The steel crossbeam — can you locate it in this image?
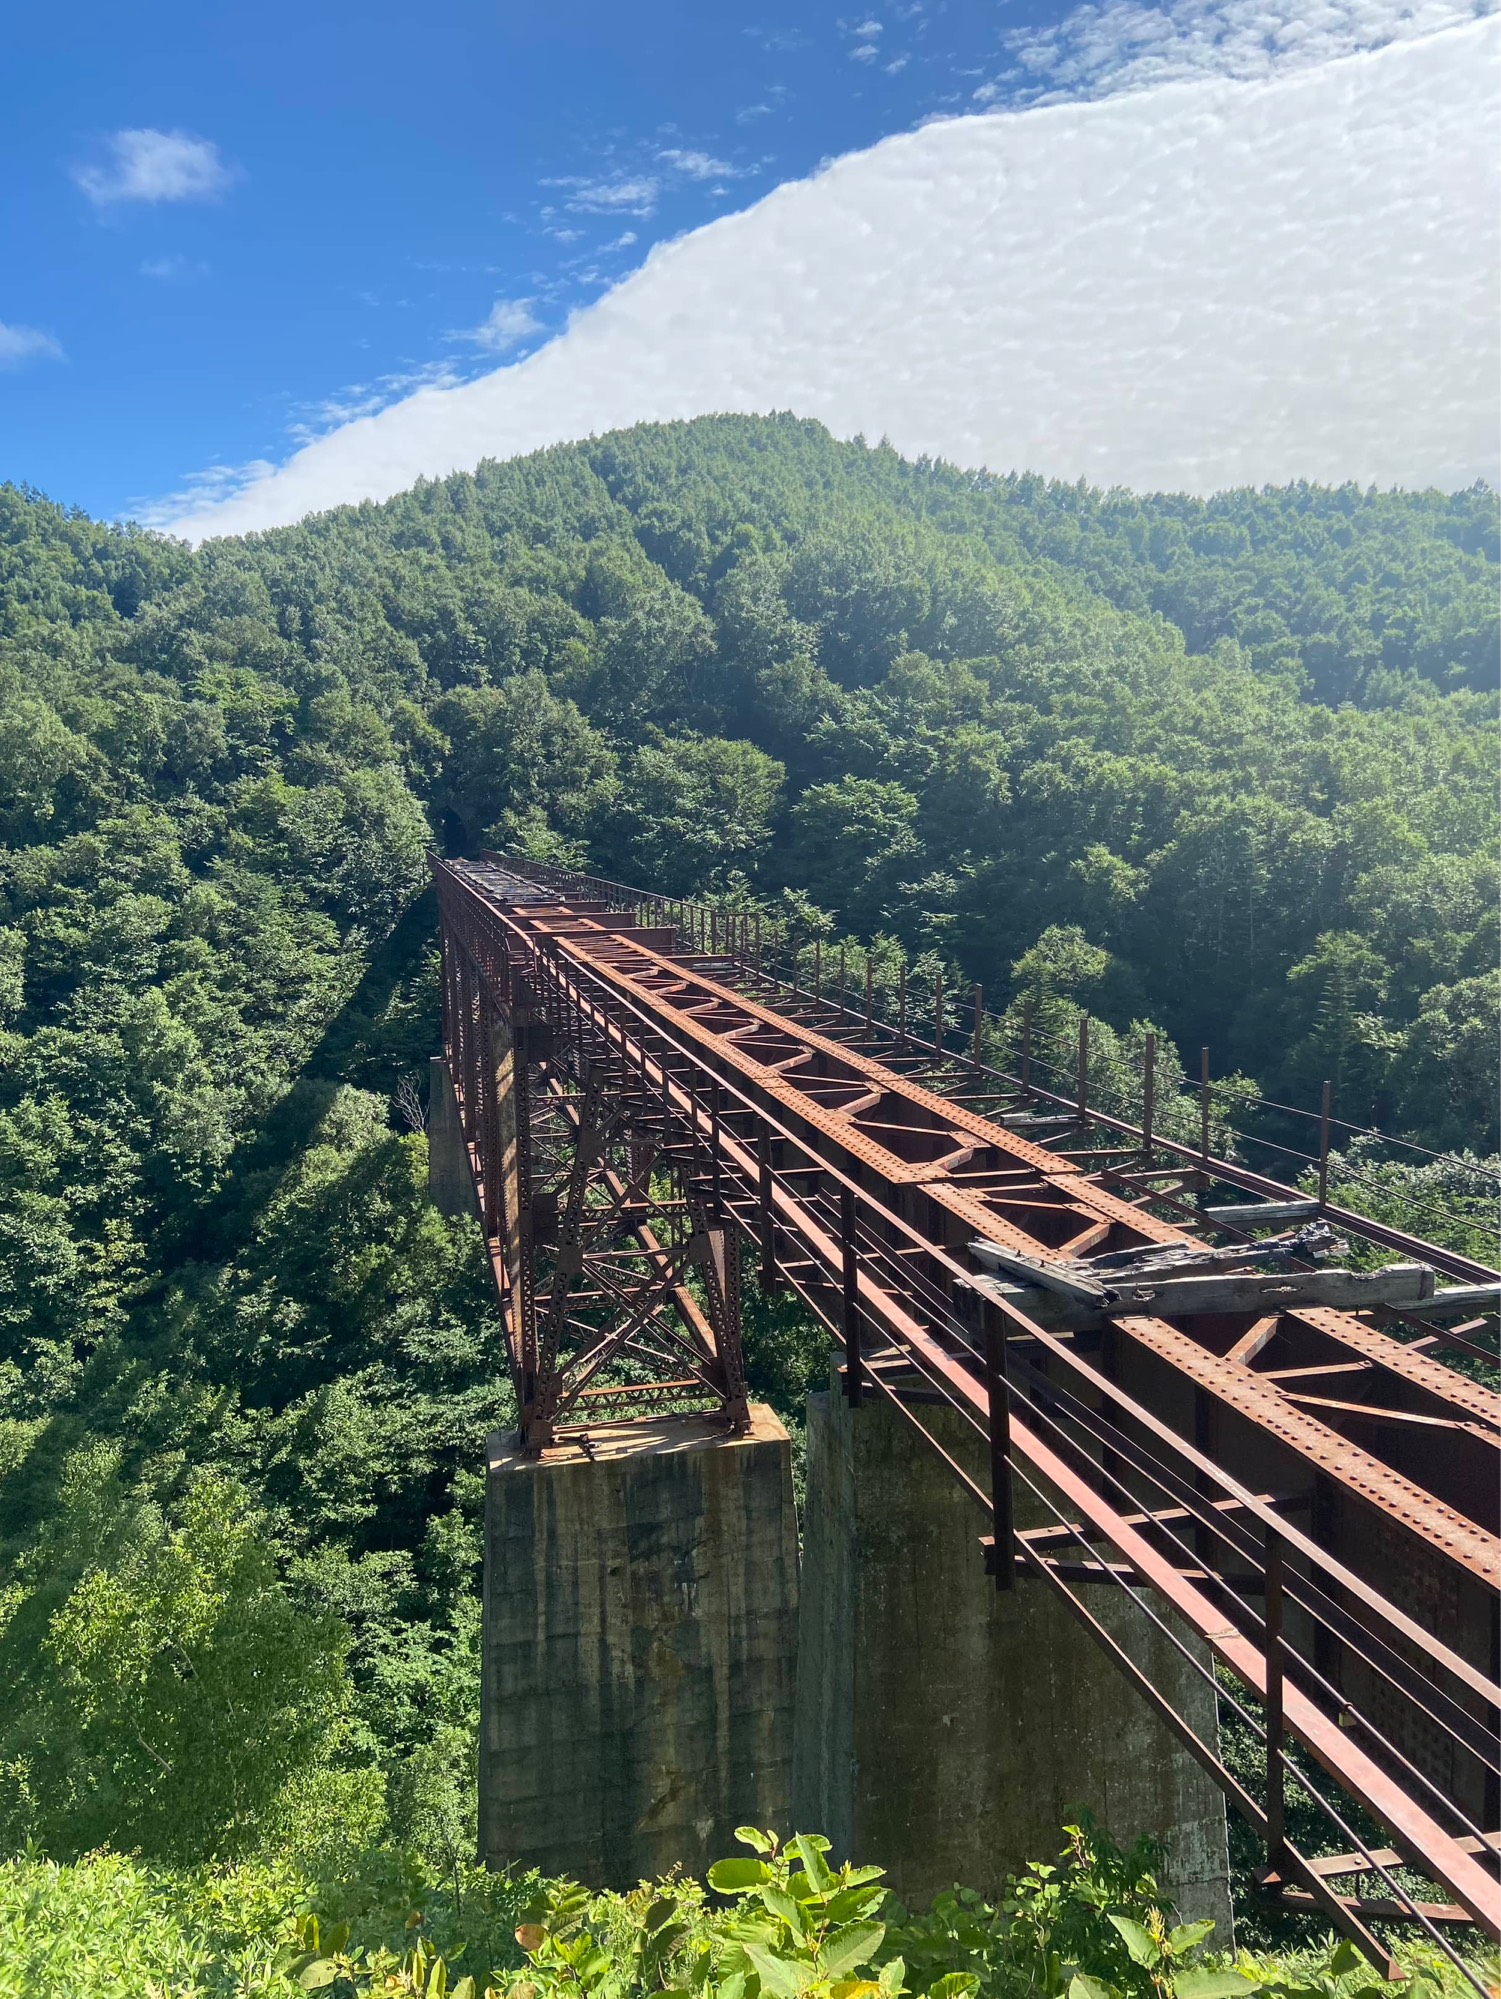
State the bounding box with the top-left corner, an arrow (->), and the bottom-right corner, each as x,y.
435,856 -> 1501,1966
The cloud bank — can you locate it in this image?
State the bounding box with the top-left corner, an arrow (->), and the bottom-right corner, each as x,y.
165,19 -> 1500,542
996,0 -> 1494,100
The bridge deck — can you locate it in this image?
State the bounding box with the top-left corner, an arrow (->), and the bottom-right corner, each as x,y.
435,853 -> 1500,1966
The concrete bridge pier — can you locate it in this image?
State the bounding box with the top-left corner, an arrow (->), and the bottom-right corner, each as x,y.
427,1054 -> 476,1220
794,1371 -> 1234,1937
480,1408 -> 800,1886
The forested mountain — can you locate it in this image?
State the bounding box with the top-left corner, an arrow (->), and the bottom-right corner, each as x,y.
0,414 -> 1496,1866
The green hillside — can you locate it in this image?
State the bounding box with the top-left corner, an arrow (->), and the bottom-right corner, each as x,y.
0,415 -> 1496,1875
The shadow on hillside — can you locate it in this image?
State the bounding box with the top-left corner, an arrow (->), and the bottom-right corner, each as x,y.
165,887 -> 442,1271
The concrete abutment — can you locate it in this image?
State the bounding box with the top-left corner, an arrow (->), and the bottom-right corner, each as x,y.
480,1408 -> 800,1886
793,1376 -> 1233,1935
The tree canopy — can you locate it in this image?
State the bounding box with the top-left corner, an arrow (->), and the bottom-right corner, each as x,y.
0,418 -> 1495,1861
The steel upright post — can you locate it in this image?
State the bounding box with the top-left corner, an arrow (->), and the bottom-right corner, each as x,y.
1200,1047 -> 1211,1169
757,1127 -> 777,1290
1264,1530 -> 1287,1874
1142,1031 -> 1156,1157
983,1309 -> 1015,1590
899,963 -> 908,1046
841,1183 -> 863,1406
934,968 -> 944,1059
1076,1014 -> 1089,1125
972,986 -> 983,1071
1318,1080 -> 1332,1210
865,953 -> 873,1034
1021,996 -> 1032,1095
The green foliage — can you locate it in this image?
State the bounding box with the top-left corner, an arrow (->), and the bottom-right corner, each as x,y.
0,1455 -> 348,1861
0,1821 -> 1490,1999
605,735 -> 785,894
0,417 -> 1494,1893
0,1842 -> 538,1997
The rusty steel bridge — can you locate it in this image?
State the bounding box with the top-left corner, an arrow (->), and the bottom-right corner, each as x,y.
434,852 -> 1500,1975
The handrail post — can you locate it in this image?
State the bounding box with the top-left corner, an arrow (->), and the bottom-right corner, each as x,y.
899,964 -> 908,1047
1142,1030 -> 1156,1157
934,967 -> 944,1059
840,945 -> 847,1015
841,1184 -> 864,1406
757,1127 -> 778,1291
814,937 -> 822,1003
1200,1046 -> 1211,1171
972,985 -> 983,1071
1265,1529 -> 1287,1876
1318,1080 -> 1332,1210
865,953 -> 873,1034
1076,1014 -> 1089,1125
1021,996 -> 1032,1095
983,1307 -> 1015,1590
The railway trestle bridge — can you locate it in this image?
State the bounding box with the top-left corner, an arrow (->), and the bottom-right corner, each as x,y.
432,853 -> 1500,1978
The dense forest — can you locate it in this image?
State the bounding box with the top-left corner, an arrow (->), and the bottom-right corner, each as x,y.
0,415 -> 1496,1882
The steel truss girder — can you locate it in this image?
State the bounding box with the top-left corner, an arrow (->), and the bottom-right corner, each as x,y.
437,870 -> 748,1453
435,857 -> 1501,1963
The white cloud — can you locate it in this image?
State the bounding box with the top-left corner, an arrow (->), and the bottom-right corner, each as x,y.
851,42 -> 881,60
286,362 -> 463,445
74,128 -> 233,206
132,458 -> 276,529
659,148 -> 746,179
998,0 -> 1494,100
163,19 -> 1501,542
546,172 -> 660,215
0,321 -> 63,368
457,298 -> 543,353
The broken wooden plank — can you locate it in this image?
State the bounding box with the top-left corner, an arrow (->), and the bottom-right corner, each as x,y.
1226,1315 -> 1282,1364
1106,1263 -> 1437,1316
1205,1199 -> 1320,1225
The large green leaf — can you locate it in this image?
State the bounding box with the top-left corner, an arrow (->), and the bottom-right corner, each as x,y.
927,1974 -> 979,1999
744,1942 -> 807,1998
1168,1920 -> 1217,1955
1068,1975 -> 1116,1999
710,1858 -> 772,1893
818,1921 -> 887,1980
762,1886 -> 808,1935
794,1834 -> 836,1894
1106,1916 -> 1160,1968
1175,1971 -> 1260,1999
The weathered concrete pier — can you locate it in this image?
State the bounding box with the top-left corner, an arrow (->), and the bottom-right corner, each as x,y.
795,1376 -> 1233,1932
479,1407 -> 799,1886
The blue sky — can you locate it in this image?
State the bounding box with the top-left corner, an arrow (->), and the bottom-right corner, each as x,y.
4,0 -> 1495,531
3,0 -> 1034,521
